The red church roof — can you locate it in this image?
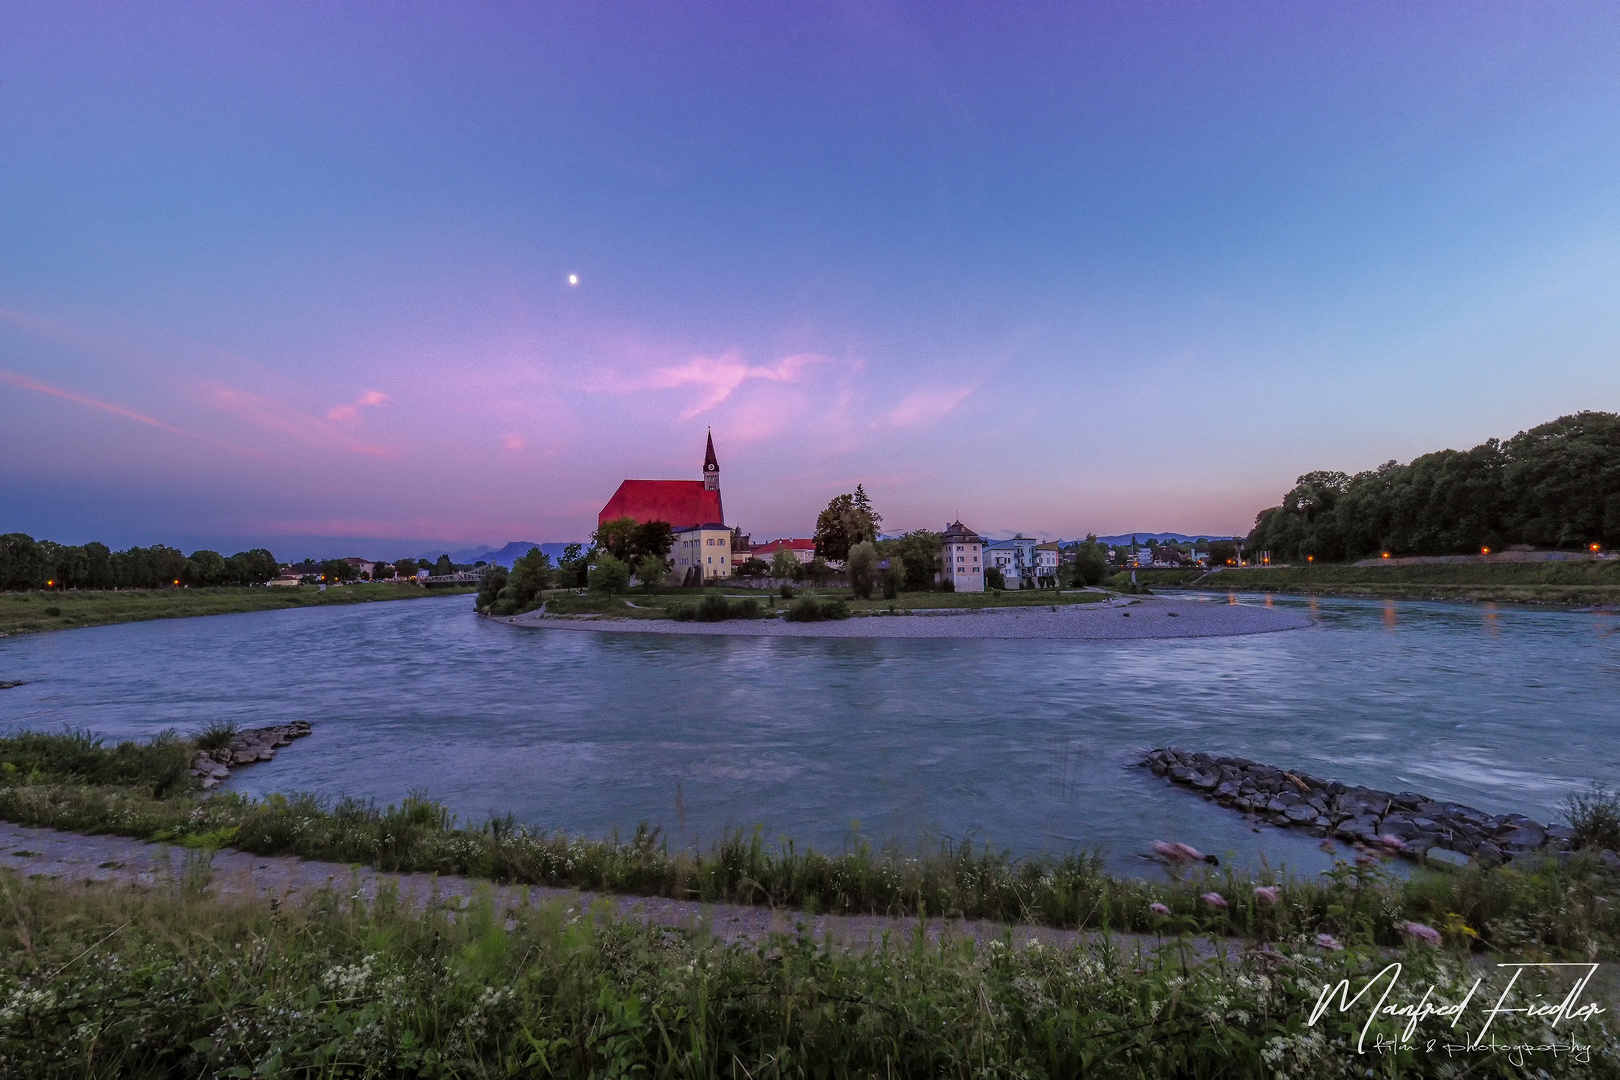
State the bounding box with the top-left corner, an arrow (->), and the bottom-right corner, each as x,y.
599,480 -> 724,531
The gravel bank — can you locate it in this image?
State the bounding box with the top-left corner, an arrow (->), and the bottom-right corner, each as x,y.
508,595 -> 1311,640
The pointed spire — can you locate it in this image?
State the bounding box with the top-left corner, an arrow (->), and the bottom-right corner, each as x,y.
704,429 -> 718,472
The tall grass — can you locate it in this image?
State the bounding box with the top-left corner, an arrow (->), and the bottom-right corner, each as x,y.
0,871 -> 1605,1078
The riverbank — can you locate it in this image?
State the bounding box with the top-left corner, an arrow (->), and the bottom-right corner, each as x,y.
1174,561 -> 1620,605
510,594 -> 1312,639
0,582 -> 477,637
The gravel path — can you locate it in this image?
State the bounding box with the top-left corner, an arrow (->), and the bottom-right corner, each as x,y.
0,821 -> 1230,959
508,595 -> 1311,639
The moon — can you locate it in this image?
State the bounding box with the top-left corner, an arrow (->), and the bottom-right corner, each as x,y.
568,274 -> 579,286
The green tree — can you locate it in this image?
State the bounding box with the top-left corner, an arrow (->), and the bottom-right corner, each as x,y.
594,516 -> 640,561
770,548 -> 799,581
814,487 -> 882,563
433,555 -> 454,577
1072,535 -> 1108,587
882,552 -> 906,598
633,552 -> 669,592
476,567 -> 509,612
588,551 -> 630,594
185,550 -> 227,587
884,530 -> 942,591
1,533 -> 47,590
846,540 -> 878,599
985,566 -> 1006,590
393,558 -> 418,579
558,543 -> 590,588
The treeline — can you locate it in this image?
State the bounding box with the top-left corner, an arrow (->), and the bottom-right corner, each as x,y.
0,533 -> 279,591
1248,411 -> 1620,562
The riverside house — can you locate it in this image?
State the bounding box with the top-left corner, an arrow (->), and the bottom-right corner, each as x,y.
940,521 -> 985,592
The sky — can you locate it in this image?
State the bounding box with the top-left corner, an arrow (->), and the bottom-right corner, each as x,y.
3,2 -> 1618,559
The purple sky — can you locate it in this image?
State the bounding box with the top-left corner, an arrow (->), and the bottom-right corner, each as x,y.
3,3 -> 1618,558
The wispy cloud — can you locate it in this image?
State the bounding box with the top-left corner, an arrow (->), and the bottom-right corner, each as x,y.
589,349 -> 834,419
203,383 -> 395,457
327,389 -> 390,422
0,368 -> 262,457
887,383 -> 979,427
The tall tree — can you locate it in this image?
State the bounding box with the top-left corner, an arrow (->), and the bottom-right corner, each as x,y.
814,488 -> 881,563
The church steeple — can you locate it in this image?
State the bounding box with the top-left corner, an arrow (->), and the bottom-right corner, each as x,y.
703,430 -> 720,491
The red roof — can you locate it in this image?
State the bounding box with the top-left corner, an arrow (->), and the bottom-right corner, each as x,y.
599,480 -> 724,531
752,538 -> 815,555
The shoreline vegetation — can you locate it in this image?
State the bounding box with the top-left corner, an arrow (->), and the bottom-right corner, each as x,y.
3,731 -> 1617,1073
1153,560 -> 1620,605
0,582 -> 477,638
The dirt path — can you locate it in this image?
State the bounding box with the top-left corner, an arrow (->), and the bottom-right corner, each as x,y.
0,821 -> 1232,959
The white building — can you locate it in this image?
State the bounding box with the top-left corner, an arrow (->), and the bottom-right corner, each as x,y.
1035,542 -> 1061,583
940,521 -> 984,592
983,534 -> 1039,587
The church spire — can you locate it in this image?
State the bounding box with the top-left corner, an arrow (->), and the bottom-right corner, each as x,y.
703,429 -> 719,491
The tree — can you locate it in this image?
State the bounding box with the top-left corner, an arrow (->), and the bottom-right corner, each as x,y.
985,566 -> 1006,590
631,521 -> 675,562
322,558 -> 359,583
1208,541 -> 1240,566
814,487 -> 882,563
476,567 -> 509,611
1071,535 -> 1108,587
185,550 -> 227,587
882,553 -> 904,599
594,516 -> 640,561
588,551 -> 630,594
558,543 -> 590,588
735,556 -> 771,578
434,555 -> 454,577
846,540 -> 878,599
882,530 -> 942,591
1,533 -> 48,590
633,552 -> 669,592
394,558 -> 419,579
805,555 -> 832,586
770,548 -> 800,581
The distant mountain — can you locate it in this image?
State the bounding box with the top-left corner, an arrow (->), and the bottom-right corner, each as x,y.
1092,533 -> 1236,546
415,541 -> 581,567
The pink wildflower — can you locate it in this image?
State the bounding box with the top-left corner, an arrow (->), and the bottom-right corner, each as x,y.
1403,921 -> 1442,945
1253,885 -> 1280,906
1315,933 -> 1343,950
1149,902 -> 1170,916
1201,891 -> 1228,909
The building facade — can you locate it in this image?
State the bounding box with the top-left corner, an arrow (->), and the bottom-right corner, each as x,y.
940,521 -> 984,592
598,432 -> 732,584
672,525 -> 733,583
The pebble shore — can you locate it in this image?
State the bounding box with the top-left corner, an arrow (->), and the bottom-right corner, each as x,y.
511,596 -> 1311,640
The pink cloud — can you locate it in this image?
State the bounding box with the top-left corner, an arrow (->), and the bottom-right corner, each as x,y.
588,349 -> 835,420
203,383 -> 395,457
502,433 -> 526,451
327,389 -> 390,422
0,367 -> 262,456
887,383 -> 979,427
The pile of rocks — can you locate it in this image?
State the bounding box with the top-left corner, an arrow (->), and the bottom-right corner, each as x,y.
190,721 -> 312,790
1140,746 -> 1572,865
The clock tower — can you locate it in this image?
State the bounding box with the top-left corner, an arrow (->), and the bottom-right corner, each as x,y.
703,430 -> 720,491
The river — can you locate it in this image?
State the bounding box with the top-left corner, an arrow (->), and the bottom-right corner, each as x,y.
2,592 -> 1616,876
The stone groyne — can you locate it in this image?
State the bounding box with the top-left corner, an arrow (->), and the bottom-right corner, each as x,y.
190,721 -> 312,789
1141,747 -> 1571,865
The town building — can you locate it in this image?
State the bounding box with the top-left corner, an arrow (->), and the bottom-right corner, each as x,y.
598,432 -> 732,584
983,534 -> 1039,587
751,538 -> 817,566
940,521 -> 984,592
1035,541 -> 1061,583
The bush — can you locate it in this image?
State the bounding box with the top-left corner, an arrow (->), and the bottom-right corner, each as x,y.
669,594 -> 762,622
939,579 -> 954,593
846,540 -> 877,599
1565,783 -> 1620,852
191,721 -> 237,752
780,583 -> 794,600
784,595 -> 849,622
985,567 -> 1006,591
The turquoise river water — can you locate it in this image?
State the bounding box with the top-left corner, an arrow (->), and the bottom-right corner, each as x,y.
2,592 -> 1616,876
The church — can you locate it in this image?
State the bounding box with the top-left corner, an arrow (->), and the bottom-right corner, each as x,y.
598,433 -> 733,583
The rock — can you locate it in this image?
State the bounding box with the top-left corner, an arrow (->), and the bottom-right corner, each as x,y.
1285,805 -> 1320,825
1425,847 -> 1470,868
1191,772 -> 1218,790
1380,816 -> 1420,840
1600,850 -> 1620,872
1216,781 -> 1240,799
201,776 -> 219,790
1476,841 -> 1504,866
1501,827 -> 1546,852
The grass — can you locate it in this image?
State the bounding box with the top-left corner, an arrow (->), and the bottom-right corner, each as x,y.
0,583 -> 478,637
534,586 -> 1113,621
6,874 -> 1606,1078
5,730 -> 1620,963
1175,561 -> 1620,605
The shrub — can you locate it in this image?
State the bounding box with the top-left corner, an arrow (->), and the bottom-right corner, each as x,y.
587,551 -> 631,594
1564,783 -> 1620,852
784,596 -> 849,622
846,540 -> 877,599
191,721 -> 237,752
780,583 -> 794,600
669,594 -> 763,622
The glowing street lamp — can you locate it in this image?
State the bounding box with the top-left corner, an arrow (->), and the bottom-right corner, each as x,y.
1481,547 -> 1490,555
1381,552 -> 1390,559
